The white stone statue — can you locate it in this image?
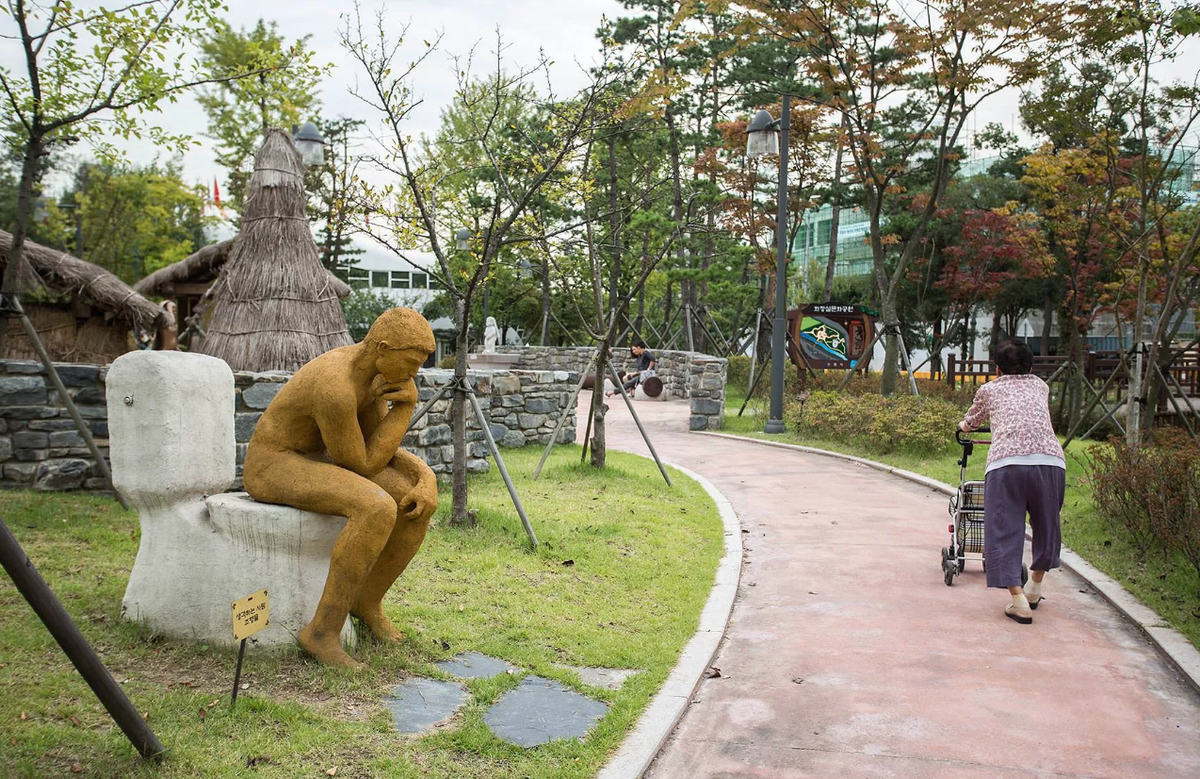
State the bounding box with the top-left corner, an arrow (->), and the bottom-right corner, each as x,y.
483,316 -> 499,353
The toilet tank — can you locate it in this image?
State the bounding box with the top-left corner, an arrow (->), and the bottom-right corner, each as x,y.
106,351 -> 236,505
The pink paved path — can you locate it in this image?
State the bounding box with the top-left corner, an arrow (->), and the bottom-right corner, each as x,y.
581,392 -> 1200,779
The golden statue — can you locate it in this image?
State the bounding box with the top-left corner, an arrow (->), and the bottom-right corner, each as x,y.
243,308 -> 438,668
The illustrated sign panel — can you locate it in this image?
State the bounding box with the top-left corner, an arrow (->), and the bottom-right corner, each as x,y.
231,588 -> 270,641
791,304 -> 876,370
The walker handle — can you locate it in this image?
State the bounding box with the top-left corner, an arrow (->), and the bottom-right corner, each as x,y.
956,427 -> 991,446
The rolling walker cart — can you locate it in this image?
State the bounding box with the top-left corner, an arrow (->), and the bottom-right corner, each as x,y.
941,427 -> 1029,587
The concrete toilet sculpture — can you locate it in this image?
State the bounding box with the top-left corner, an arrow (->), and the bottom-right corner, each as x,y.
108,350 -> 353,650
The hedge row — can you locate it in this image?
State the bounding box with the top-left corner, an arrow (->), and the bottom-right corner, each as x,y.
784,391 -> 965,455
1088,431 -> 1200,579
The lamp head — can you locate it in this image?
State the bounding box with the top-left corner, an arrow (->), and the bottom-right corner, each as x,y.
746,109 -> 780,158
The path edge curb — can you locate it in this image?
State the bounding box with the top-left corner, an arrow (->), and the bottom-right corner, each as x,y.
595,459 -> 742,779
696,430 -> 1200,698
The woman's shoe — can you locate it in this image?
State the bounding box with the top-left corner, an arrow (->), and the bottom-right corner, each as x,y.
1028,596 -> 1044,610
1005,602 -> 1033,624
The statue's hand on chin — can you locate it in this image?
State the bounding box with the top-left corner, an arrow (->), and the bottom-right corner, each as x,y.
376,378 -> 418,405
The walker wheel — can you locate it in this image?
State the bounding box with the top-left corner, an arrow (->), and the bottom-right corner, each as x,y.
943,565 -> 955,587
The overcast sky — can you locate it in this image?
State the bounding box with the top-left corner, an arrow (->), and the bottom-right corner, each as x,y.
4,0 -> 1199,195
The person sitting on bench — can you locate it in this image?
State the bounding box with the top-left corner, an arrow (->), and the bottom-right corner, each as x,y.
608,340 -> 656,397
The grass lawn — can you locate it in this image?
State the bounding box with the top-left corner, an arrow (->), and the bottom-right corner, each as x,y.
724,391 -> 1200,650
0,446 -> 723,779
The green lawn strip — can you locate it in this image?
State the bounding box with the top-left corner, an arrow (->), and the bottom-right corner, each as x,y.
721,409 -> 1200,650
0,446 -> 723,778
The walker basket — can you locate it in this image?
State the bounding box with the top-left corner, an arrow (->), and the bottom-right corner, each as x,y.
956,509 -> 986,555
960,481 -> 985,511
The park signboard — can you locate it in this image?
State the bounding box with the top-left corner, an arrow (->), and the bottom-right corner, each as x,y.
788,303 -> 878,371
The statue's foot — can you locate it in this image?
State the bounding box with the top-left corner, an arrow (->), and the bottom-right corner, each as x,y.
351,604 -> 405,643
298,622 -> 365,670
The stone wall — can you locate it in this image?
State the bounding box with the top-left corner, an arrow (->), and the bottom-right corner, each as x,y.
492,345 -> 727,429
0,361 -> 110,491
231,368 -> 579,482
0,359 -> 578,491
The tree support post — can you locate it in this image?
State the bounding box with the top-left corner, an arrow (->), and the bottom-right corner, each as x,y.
460,376 -> 538,547
0,517 -> 165,759
1061,357 -> 1129,448
836,324 -> 887,393
607,363 -> 672,487
533,352 -> 597,480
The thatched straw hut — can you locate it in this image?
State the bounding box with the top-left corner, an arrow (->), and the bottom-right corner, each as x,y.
0,229 -> 172,363
134,239 -> 350,347
197,129 -> 353,372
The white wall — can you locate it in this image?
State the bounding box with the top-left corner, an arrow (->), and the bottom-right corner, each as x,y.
347,242 -> 442,311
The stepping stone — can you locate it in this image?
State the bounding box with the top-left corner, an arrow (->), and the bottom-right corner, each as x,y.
384,677 -> 469,735
436,651 -> 518,679
554,664 -> 640,691
484,675 -> 609,747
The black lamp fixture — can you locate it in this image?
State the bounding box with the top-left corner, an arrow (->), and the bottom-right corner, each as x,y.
745,99 -> 790,435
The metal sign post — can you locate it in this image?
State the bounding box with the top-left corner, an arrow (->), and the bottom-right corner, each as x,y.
230,588 -> 270,706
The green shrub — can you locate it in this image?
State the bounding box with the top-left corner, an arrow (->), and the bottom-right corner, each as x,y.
437,354 -> 457,369
1088,431 -> 1200,577
786,391 -> 964,455
726,355 -> 751,391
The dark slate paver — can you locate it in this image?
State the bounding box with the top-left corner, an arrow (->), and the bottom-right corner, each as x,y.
384,677 -> 469,735
436,651 -> 517,679
484,675 -> 608,747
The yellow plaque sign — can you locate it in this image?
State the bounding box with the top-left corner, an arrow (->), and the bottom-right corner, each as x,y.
231,589 -> 270,641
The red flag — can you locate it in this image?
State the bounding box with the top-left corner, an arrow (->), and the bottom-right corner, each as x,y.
213,177 -> 222,208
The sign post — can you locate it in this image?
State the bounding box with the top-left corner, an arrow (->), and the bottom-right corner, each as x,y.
230,589 -> 270,706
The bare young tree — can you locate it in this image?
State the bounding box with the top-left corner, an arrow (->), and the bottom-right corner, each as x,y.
340,7 -> 626,524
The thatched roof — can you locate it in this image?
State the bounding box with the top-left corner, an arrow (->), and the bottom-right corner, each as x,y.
133,240 -> 233,296
0,229 -> 172,332
134,239 -> 351,300
198,129 -> 353,372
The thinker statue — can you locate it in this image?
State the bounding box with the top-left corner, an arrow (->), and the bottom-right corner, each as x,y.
483,316 -> 499,353
243,308 -> 437,668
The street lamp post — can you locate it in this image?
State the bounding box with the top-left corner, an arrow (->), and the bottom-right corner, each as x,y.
746,97 -> 790,435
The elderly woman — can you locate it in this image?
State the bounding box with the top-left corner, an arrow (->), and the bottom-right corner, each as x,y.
959,340 -> 1065,625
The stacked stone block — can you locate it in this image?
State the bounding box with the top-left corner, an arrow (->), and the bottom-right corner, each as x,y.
0,359 -> 579,492
687,355 -> 727,431
492,345 -> 727,429
0,360 -> 110,491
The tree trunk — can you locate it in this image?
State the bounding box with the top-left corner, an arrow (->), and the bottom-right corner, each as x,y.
540,257 -> 551,346
608,138 -> 622,330
1040,289 -> 1054,356
880,293 -> 901,396
589,342 -> 610,468
822,114 -> 848,304
932,316 -> 944,380
665,108 -> 690,348
450,299 -> 472,527
1069,324 -> 1085,433
990,308 -> 1003,357
0,136 -> 46,355
635,230 -> 650,335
